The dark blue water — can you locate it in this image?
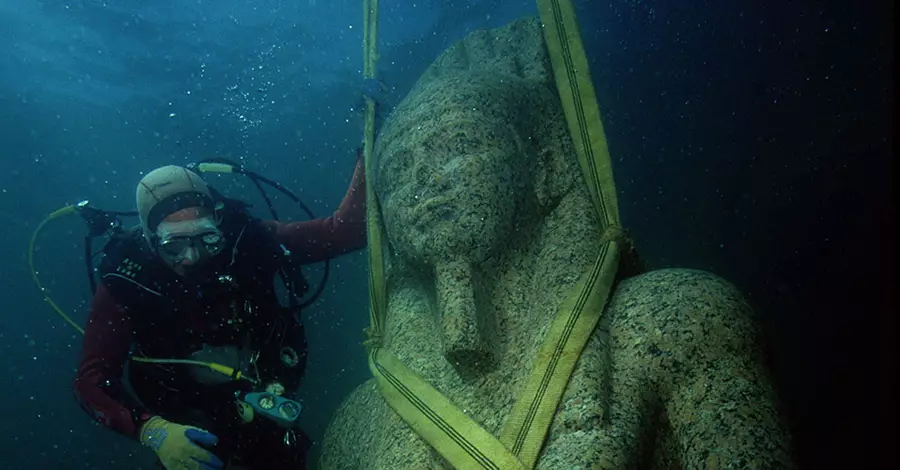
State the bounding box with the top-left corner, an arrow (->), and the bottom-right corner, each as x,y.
0,0 -> 892,468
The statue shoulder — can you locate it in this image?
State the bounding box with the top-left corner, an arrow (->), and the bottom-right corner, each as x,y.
321,379 -> 383,469
609,268 -> 762,365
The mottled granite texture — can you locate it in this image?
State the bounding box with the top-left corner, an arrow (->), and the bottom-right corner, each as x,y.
320,17 -> 793,469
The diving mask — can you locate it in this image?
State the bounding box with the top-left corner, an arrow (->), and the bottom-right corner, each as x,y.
155,217 -> 225,264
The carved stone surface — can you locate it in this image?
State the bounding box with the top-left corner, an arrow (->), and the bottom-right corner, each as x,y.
321,17 -> 792,469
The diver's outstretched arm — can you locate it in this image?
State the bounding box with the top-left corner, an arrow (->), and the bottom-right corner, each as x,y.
265,150 -> 367,264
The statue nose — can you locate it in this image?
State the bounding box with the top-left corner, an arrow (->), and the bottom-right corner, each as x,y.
435,260 -> 496,374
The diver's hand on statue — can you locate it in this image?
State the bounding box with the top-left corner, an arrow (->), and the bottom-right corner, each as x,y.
139,416 -> 224,470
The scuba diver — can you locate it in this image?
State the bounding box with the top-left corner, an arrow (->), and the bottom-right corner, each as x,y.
71,154 -> 366,469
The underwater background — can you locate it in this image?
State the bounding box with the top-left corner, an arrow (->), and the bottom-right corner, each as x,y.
0,0 -> 892,469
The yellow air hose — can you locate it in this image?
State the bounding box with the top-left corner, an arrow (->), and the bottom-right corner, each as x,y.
29,203 -> 255,384
28,205 -> 84,334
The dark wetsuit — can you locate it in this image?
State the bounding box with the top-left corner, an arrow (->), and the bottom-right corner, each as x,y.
73,158 -> 366,469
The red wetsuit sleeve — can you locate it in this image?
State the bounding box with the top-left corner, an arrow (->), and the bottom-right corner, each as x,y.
265,153 -> 367,263
73,283 -> 151,439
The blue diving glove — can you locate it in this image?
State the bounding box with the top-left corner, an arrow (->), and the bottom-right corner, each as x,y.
139,416 -> 224,470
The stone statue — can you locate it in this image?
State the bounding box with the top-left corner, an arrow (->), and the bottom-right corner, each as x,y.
321,17 -> 793,469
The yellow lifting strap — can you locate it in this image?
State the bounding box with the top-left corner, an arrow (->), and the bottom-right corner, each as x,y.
362,0 -> 387,338
368,349 -> 528,469
536,0 -> 621,227
498,1 -> 622,467
362,0 -> 622,467
361,0 -> 522,467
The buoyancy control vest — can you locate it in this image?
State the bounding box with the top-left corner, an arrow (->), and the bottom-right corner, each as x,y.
97,200 -> 309,421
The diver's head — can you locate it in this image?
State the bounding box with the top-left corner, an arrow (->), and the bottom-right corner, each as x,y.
136,165 -> 225,276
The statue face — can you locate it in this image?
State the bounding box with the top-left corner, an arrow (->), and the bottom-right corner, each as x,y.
377,105 -> 522,265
